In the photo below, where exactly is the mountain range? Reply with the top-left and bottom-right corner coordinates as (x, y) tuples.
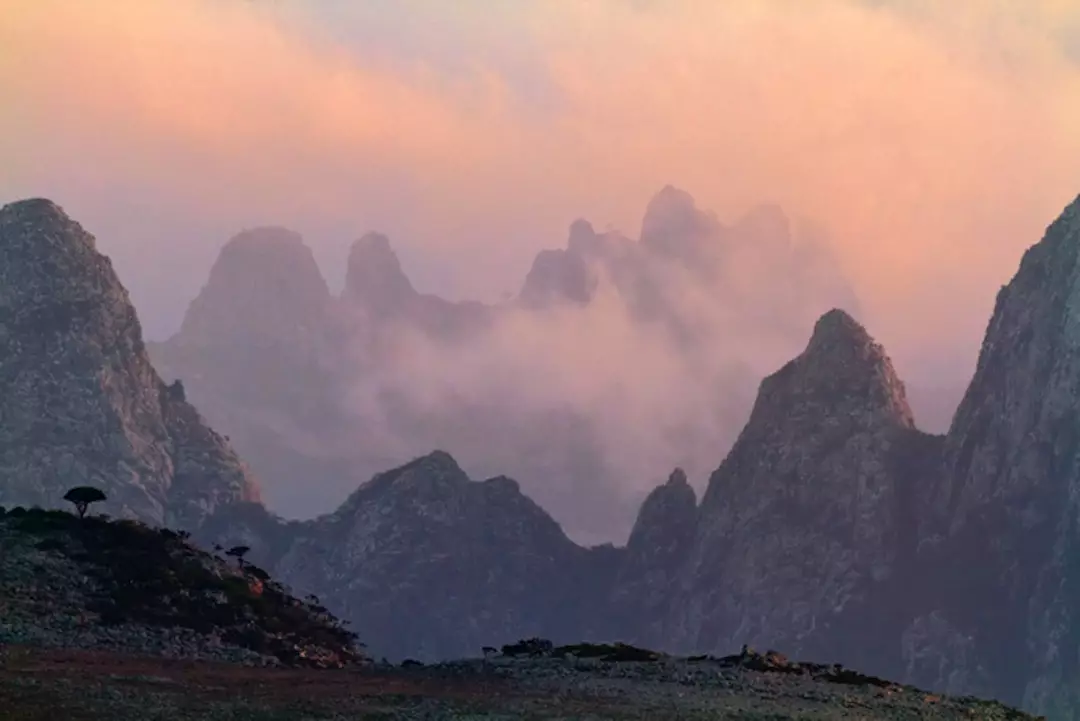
(2, 192), (1080, 718)
(145, 186), (874, 543)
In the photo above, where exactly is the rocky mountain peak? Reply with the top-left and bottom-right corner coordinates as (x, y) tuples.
(343, 231), (417, 312)
(671, 308), (936, 671)
(0, 198), (260, 528)
(177, 227), (331, 346)
(0, 198), (124, 320)
(626, 468), (697, 552)
(753, 308), (914, 431)
(640, 185), (722, 259)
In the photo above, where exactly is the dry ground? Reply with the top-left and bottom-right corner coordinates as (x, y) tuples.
(0, 645), (1036, 721)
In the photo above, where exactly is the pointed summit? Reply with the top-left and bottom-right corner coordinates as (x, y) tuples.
(610, 468), (698, 644)
(343, 232), (417, 312)
(639, 185), (722, 259)
(178, 227), (331, 345)
(626, 468), (697, 554)
(761, 308), (914, 429)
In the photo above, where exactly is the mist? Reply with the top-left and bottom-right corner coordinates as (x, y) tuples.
(4, 0), (1080, 539)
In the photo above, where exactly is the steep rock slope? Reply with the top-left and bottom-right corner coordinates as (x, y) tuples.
(916, 194), (1080, 716)
(0, 199), (260, 528)
(669, 309), (942, 678)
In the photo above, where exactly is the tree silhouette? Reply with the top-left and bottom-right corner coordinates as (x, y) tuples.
(63, 486), (107, 518)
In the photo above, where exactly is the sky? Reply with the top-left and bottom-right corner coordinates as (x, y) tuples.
(3, 0), (1080, 417)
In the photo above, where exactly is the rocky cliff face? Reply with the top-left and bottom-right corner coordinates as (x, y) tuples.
(667, 309), (941, 679)
(910, 194), (1080, 716)
(0, 199), (259, 527)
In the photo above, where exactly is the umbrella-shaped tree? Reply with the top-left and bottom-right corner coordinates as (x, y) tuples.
(63, 486), (107, 518)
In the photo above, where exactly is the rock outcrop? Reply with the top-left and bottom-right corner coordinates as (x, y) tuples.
(0, 199), (260, 528)
(668, 309), (942, 679)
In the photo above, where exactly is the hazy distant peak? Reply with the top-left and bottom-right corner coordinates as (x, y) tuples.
(211, 226), (329, 292)
(344, 231), (416, 309)
(640, 185), (722, 259)
(567, 218), (598, 253)
(175, 226), (331, 345)
(519, 247), (594, 307)
(732, 202), (791, 249)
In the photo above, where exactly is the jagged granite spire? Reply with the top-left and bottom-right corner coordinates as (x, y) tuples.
(667, 309), (939, 677)
(919, 193), (1080, 713)
(0, 198), (260, 527)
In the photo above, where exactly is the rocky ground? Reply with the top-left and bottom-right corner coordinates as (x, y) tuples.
(0, 644), (1037, 720)
(0, 506), (1038, 718)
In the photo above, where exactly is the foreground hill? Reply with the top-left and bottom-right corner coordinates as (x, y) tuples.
(0, 506), (362, 668)
(0, 644), (1036, 720)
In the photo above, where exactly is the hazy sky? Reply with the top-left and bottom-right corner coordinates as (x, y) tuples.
(4, 0), (1080, 391)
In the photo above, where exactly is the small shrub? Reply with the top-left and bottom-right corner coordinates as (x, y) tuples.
(501, 637), (554, 657)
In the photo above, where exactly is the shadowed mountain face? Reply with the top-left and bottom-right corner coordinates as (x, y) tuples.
(12, 194), (1080, 718)
(148, 186), (862, 543)
(0, 199), (260, 528)
(908, 194), (1080, 716)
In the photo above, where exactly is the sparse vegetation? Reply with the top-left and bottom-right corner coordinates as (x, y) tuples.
(0, 507), (364, 668)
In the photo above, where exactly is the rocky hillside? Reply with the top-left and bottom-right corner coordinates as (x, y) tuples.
(0, 505), (363, 668)
(0, 198), (260, 529)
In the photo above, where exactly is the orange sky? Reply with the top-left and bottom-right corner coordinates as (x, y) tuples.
(3, 0), (1080, 384)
